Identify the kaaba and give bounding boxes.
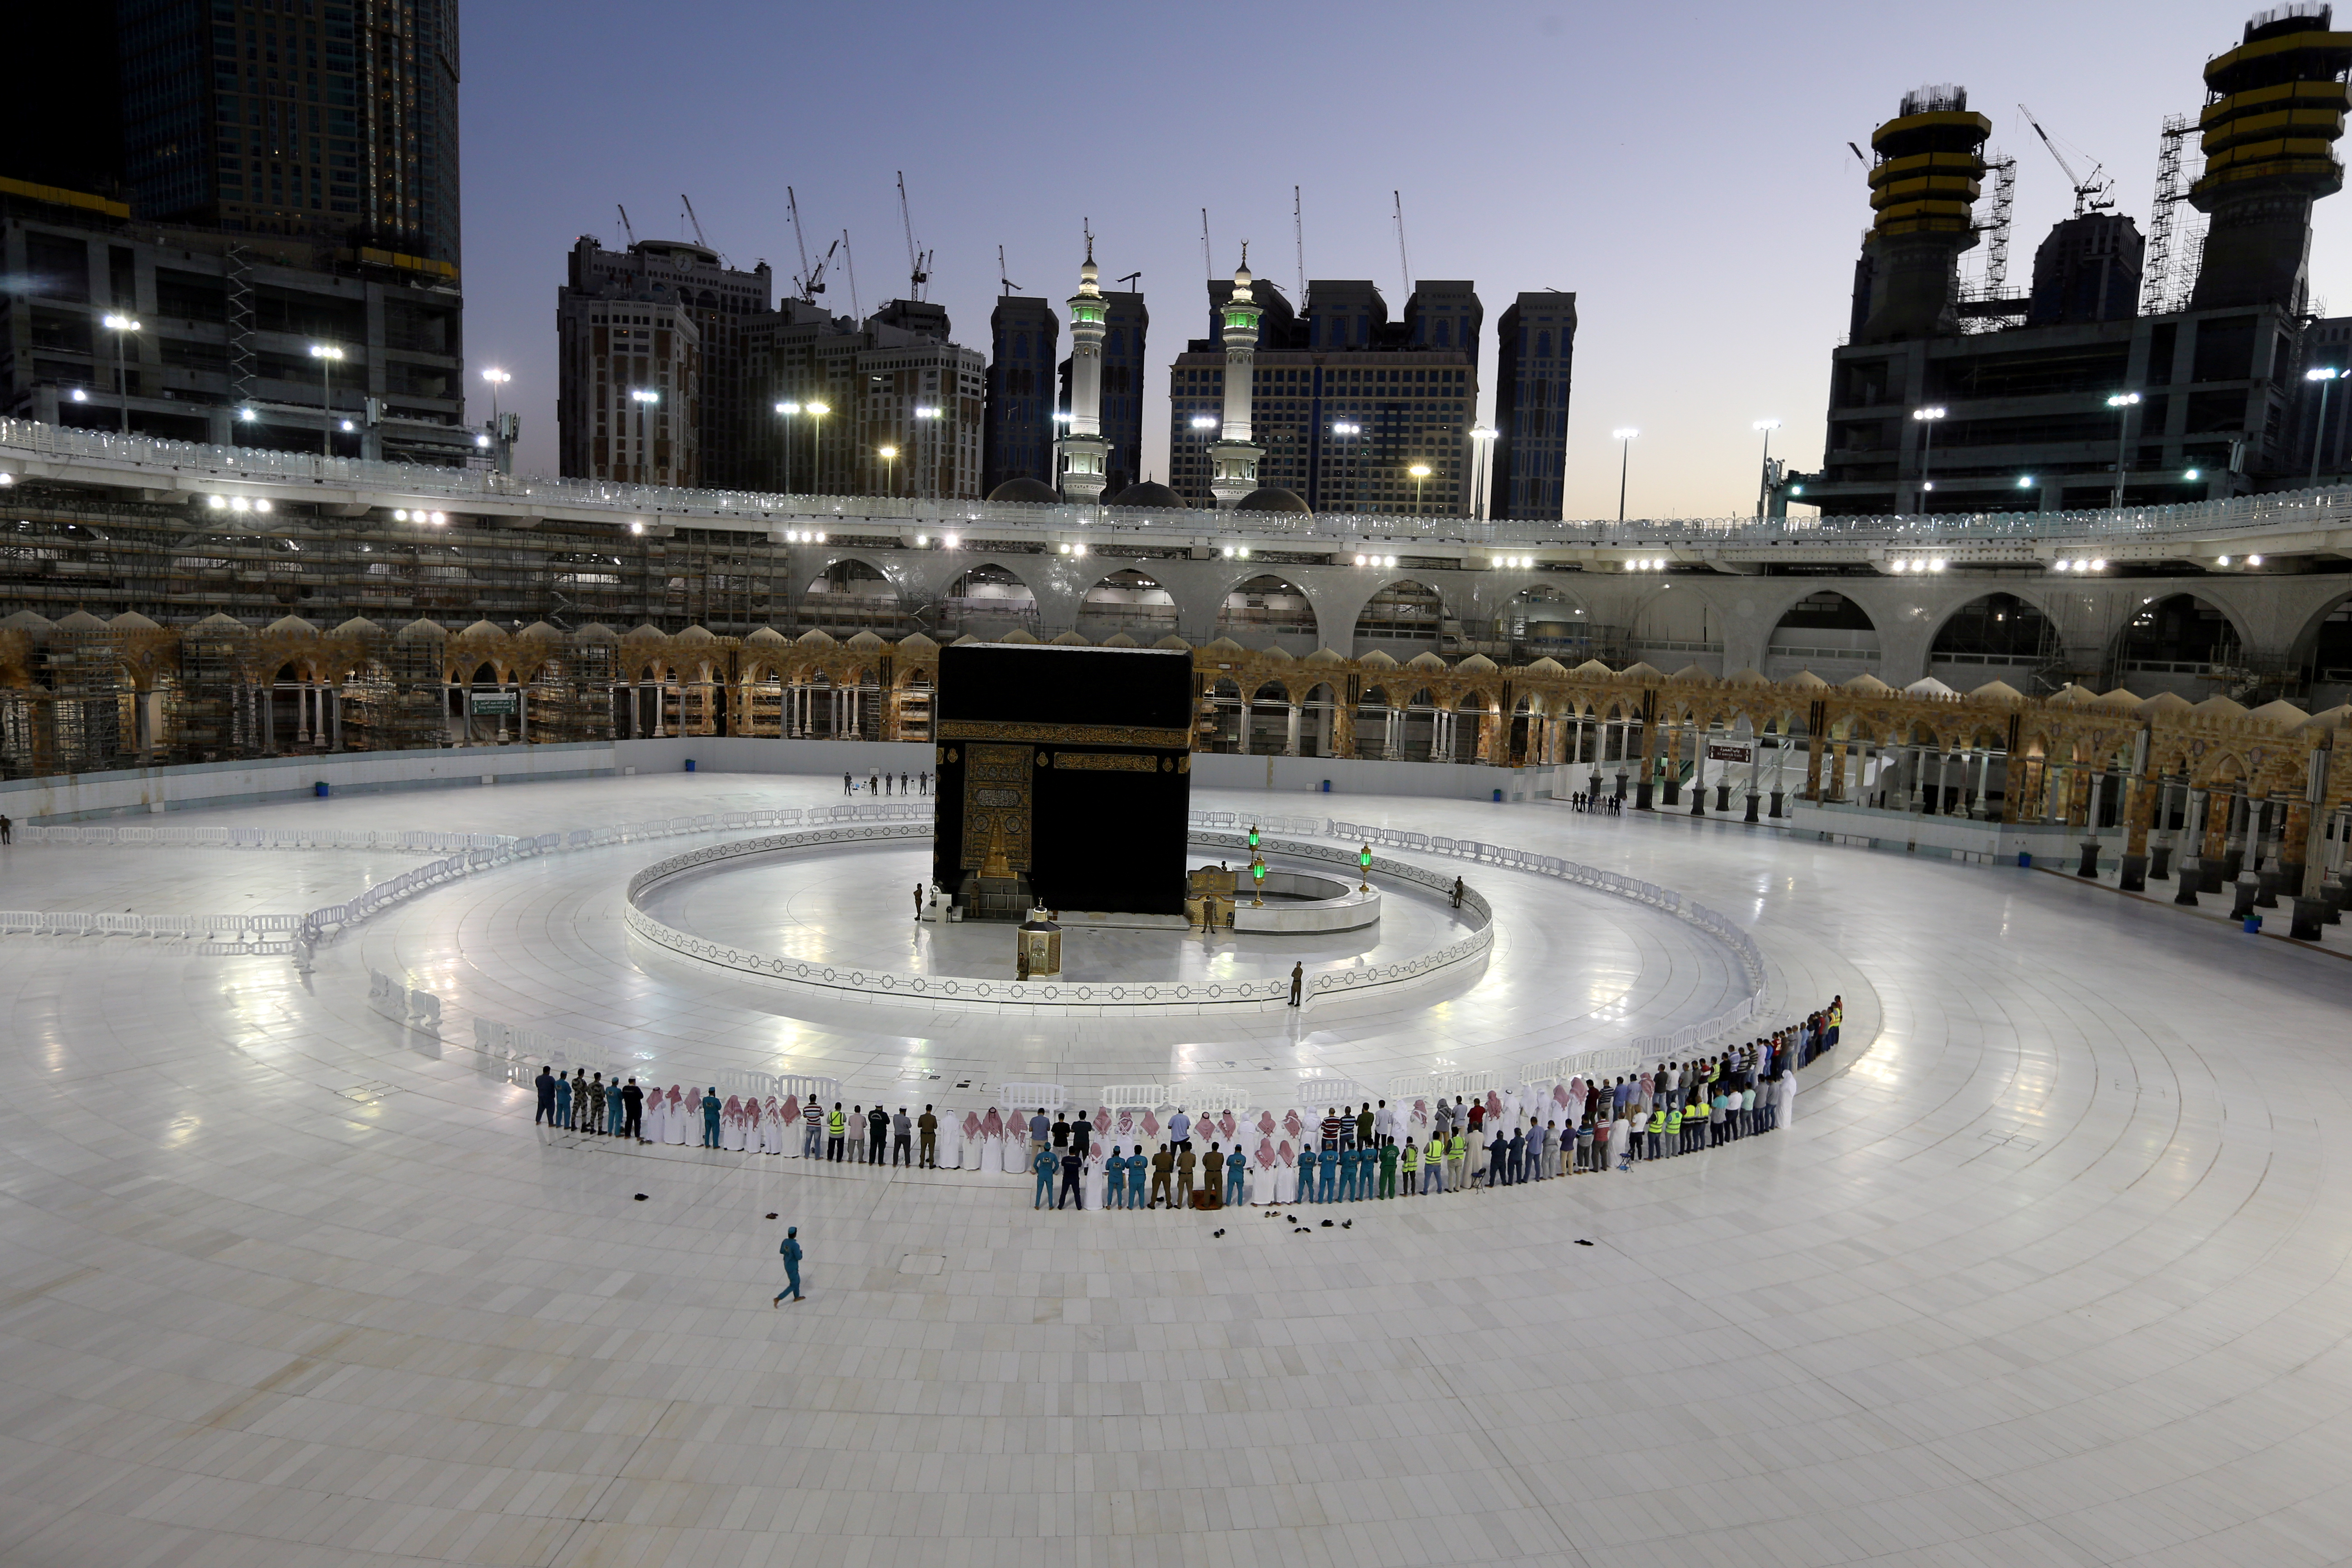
[930,643,1194,918]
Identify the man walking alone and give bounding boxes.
[772,1226,805,1305]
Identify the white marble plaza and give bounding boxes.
[0,768,2344,1568]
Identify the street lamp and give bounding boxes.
[1332,421,1361,514]
[1357,843,1373,893]
[2306,367,2342,482]
[775,402,802,493]
[309,343,346,457]
[877,443,900,497]
[1612,428,1638,522]
[480,367,510,425]
[1911,406,1946,511]
[1753,418,1780,519]
[916,404,941,501]
[1189,413,1217,505]
[1408,461,1432,513]
[630,387,659,483]
[805,399,830,493]
[101,314,141,434]
[2104,392,2140,507]
[1469,425,1496,520]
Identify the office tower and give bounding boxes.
[558,236,771,488]
[1166,275,1479,514]
[117,0,461,267]
[983,294,1058,493]
[1491,291,1577,519]
[750,298,983,500]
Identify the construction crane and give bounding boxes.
[2018,103,2114,217]
[1200,209,1212,279]
[1116,270,1140,293]
[785,188,831,303]
[1294,185,1305,301]
[895,171,931,301]
[617,204,636,246]
[840,229,862,320]
[680,194,708,248]
[1393,191,1413,294]
[997,245,1021,298]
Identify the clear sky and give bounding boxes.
[459,0,2352,519]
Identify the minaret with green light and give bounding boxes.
[1057,227,1112,502]
[1208,248,1265,508]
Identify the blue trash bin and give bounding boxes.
[684,758,696,772]
[1321,779,1331,793]
[1492,788,1504,802]
[314,781,329,797]
[2243,914,2263,934]
[2017,852,2032,867]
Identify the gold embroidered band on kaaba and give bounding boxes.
[937,720,1192,748]
[1050,751,1167,773]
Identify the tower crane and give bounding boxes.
[617,204,636,245]
[680,194,709,248]
[786,187,830,301]
[896,172,931,301]
[998,245,1021,298]
[2018,103,2115,217]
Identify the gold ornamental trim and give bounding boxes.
[1051,751,1164,773]
[937,719,1191,748]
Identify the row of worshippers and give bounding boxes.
[523,995,1841,1181]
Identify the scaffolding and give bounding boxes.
[2142,114,2206,316]
[1957,154,2025,333]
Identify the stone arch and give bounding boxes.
[1766,590,1880,680]
[2109,593,2251,699]
[1926,591,2063,688]
[2289,587,2352,705]
[1215,573,1318,650]
[1078,567,1177,642]
[1351,579,1448,651]
[940,561,1039,638]
[800,555,906,635]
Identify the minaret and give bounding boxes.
[2187,8,2352,311]
[1208,249,1264,508]
[1056,230,1111,502]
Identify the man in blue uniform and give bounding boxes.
[1033,1144,1058,1208]
[701,1088,722,1148]
[772,1227,804,1305]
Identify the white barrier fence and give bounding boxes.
[1386,1068,1501,1102]
[996,1083,1068,1112]
[3,801,938,954]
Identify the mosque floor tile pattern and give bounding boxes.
[0,773,2341,1567]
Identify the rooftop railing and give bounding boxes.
[8,415,2350,550]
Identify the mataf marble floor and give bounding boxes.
[0,771,2345,1567]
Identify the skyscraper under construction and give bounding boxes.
[1800,5,2352,516]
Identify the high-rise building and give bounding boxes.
[116,0,461,268]
[1491,292,1577,519]
[1166,274,1479,514]
[749,299,983,500]
[556,237,771,489]
[1801,14,2352,517]
[983,294,1058,494]
[556,288,700,487]
[0,182,473,462]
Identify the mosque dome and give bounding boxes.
[1110,481,1186,509]
[987,477,1060,504]
[1235,486,1310,514]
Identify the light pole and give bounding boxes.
[1753,418,1780,519]
[2307,367,2342,482]
[775,402,801,493]
[805,399,829,493]
[1408,461,1432,514]
[915,404,941,501]
[1470,425,1496,520]
[102,314,142,434]
[1612,427,1638,522]
[480,367,510,426]
[2104,392,2140,508]
[1189,413,1217,506]
[630,387,659,483]
[1332,421,1360,514]
[877,443,900,497]
[1911,405,1946,512]
[309,343,345,457]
